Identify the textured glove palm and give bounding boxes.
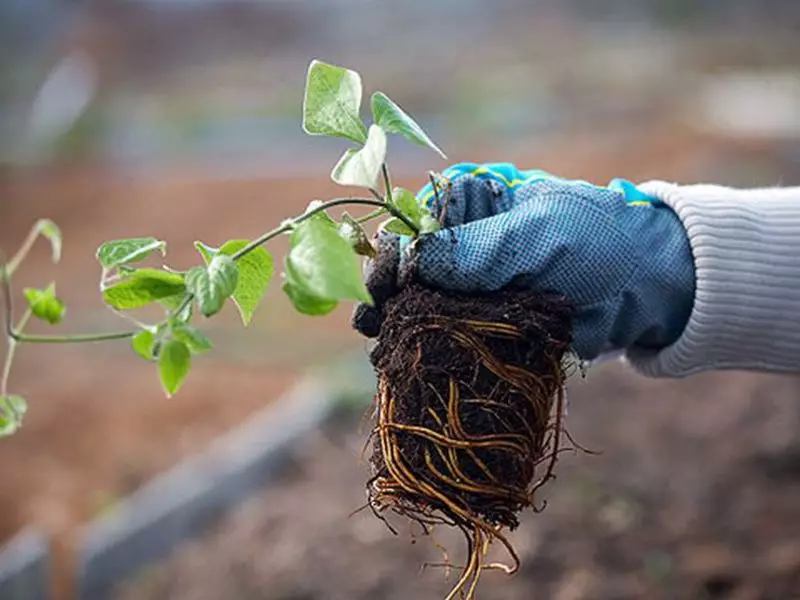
[355,163,695,360]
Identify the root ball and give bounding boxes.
[366,283,573,598]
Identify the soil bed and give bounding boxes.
[116,365,800,600]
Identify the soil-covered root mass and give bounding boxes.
[365,283,574,599]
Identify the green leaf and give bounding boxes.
[131,330,156,361]
[339,212,376,258]
[282,261,338,316]
[103,269,186,310]
[330,124,387,188]
[302,201,337,225]
[23,283,65,325]
[419,214,441,234]
[302,60,367,144]
[286,214,372,305]
[158,339,191,397]
[382,217,416,236]
[194,240,274,326]
[170,321,213,354]
[0,395,27,437]
[193,241,216,264]
[186,255,238,318]
[371,92,446,159]
[388,187,438,235]
[392,187,424,222]
[97,238,167,269]
[34,219,62,263]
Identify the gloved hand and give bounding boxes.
[353,163,695,360]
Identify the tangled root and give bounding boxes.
[365,283,574,599]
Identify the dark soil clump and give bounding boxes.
[366,283,573,598]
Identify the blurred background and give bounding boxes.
[2,1,800,599]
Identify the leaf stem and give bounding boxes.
[1,263,136,346]
[381,164,393,205]
[356,208,388,224]
[6,225,43,277]
[231,196,418,261]
[1,310,30,397]
[10,331,136,344]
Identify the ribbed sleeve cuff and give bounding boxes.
[624,181,800,378]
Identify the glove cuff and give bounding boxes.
[625,181,800,377]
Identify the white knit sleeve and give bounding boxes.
[624,181,800,378]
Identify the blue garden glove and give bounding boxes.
[353,163,695,360]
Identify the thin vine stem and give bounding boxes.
[1,309,30,397]
[170,195,418,319]
[0,267,136,345]
[1,194,418,346]
[382,164,393,205]
[10,331,136,344]
[230,196,416,262]
[357,208,388,224]
[5,226,43,277]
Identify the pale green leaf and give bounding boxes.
[286,214,372,305]
[170,321,213,354]
[158,339,191,397]
[131,330,156,361]
[97,238,166,269]
[382,217,416,236]
[35,219,62,263]
[186,255,238,318]
[330,124,386,188]
[195,240,274,326]
[0,395,27,437]
[193,241,217,264]
[23,283,65,325]
[371,92,446,159]
[419,214,441,234]
[302,60,367,143]
[103,269,185,310]
[282,260,338,316]
[392,187,424,222]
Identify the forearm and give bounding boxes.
[625,181,800,377]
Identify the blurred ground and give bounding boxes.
[3,1,800,599]
[113,364,800,600]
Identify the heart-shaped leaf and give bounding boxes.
[371,92,446,159]
[23,283,65,325]
[194,240,274,326]
[170,321,213,354]
[97,238,166,269]
[285,214,372,306]
[331,124,387,188]
[382,217,416,236]
[282,259,338,316]
[302,60,367,144]
[131,329,156,361]
[186,255,238,318]
[103,269,185,310]
[158,339,191,397]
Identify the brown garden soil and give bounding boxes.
[114,364,800,600]
[1,122,798,599]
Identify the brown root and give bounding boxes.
[365,283,573,599]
